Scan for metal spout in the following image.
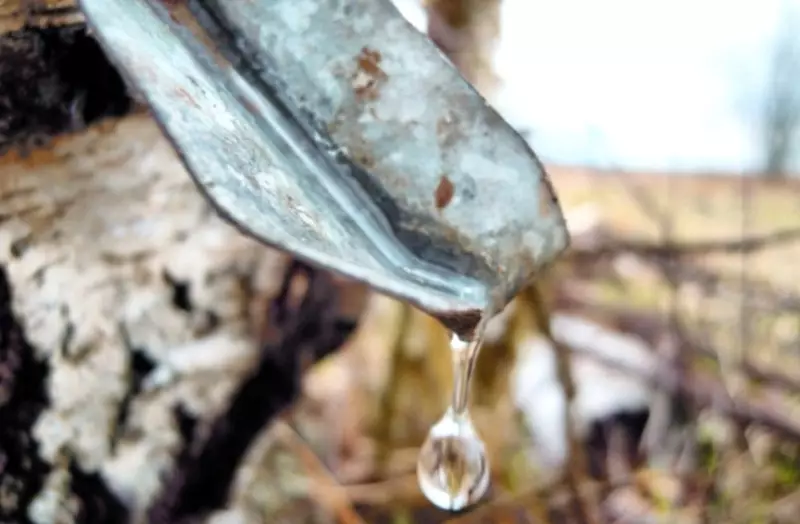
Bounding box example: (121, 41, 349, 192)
(78, 0, 569, 335)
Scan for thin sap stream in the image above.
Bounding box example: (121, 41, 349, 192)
(417, 327, 491, 511)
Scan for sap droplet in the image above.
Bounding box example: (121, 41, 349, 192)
(417, 408, 490, 511)
(417, 323, 492, 511)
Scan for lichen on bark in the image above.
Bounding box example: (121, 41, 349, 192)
(0, 264, 51, 522)
(1, 115, 290, 523)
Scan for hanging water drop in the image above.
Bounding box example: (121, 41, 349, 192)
(417, 331, 490, 511)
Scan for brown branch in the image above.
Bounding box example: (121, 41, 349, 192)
(342, 474, 425, 507)
(554, 289, 800, 396)
(569, 343, 800, 442)
(554, 270, 800, 439)
(283, 423, 368, 524)
(661, 259, 800, 313)
(648, 251, 800, 412)
(569, 226, 800, 261)
(564, 245, 800, 315)
(559, 238, 800, 395)
(526, 283, 601, 524)
(147, 261, 360, 523)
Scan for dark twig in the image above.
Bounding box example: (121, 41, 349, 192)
(567, 343, 800, 443)
(609, 304, 798, 396)
(147, 261, 358, 523)
(565, 235, 800, 315)
(556, 277, 800, 396)
(659, 259, 800, 314)
(569, 226, 800, 261)
(642, 177, 700, 474)
(526, 283, 601, 524)
(559, 266, 800, 442)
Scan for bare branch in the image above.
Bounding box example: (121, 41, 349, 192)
(555, 288, 800, 396)
(570, 226, 800, 261)
(570, 343, 800, 442)
(526, 283, 601, 524)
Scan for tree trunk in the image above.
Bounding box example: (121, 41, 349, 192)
(1, 10, 364, 524)
(0, 2, 134, 155)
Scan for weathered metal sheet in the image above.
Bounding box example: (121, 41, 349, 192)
(77, 0, 568, 333)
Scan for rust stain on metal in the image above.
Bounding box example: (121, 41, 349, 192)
(284, 194, 299, 212)
(352, 47, 387, 101)
(353, 150, 375, 169)
(238, 95, 258, 115)
(343, 134, 380, 172)
(159, 0, 231, 70)
(435, 107, 466, 149)
(173, 87, 199, 108)
(434, 175, 455, 210)
(436, 117, 448, 138)
(357, 47, 383, 75)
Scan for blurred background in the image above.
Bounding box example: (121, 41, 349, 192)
(217, 1, 800, 521)
(1, 1, 798, 523)
(399, 0, 800, 174)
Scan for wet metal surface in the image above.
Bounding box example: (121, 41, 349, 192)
(78, 0, 569, 333)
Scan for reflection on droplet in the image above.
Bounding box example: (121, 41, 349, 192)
(417, 408, 490, 511)
(417, 325, 491, 511)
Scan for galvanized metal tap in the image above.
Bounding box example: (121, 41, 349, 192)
(78, 0, 569, 335)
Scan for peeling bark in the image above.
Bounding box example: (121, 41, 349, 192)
(0, 6, 371, 518)
(0, 115, 299, 523)
(149, 261, 362, 523)
(0, 265, 50, 522)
